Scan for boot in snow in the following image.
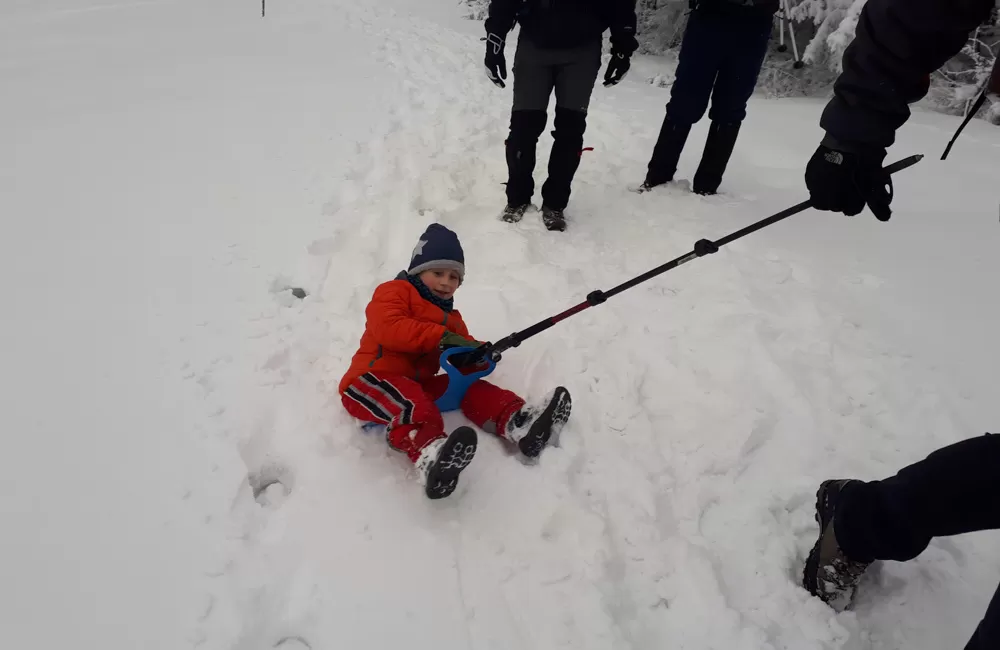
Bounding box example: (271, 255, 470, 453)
(643, 113, 691, 190)
(692, 121, 741, 196)
(802, 479, 872, 610)
(501, 203, 530, 223)
(541, 205, 567, 232)
(416, 426, 478, 499)
(506, 387, 572, 458)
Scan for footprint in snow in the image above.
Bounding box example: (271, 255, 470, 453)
(247, 461, 295, 508)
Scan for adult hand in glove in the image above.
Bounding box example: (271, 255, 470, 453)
(603, 51, 631, 87)
(805, 142, 893, 221)
(484, 33, 507, 88)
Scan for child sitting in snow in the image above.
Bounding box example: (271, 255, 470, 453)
(339, 223, 572, 499)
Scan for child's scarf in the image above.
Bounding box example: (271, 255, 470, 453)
(396, 271, 454, 313)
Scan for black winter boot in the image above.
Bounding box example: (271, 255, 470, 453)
(500, 203, 530, 223)
(541, 107, 587, 213)
(417, 426, 478, 499)
(506, 387, 572, 458)
(643, 113, 691, 190)
(693, 121, 741, 195)
(802, 479, 872, 610)
(506, 110, 548, 208)
(541, 205, 566, 232)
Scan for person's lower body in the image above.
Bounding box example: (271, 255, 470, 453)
(342, 372, 519, 498)
(343, 372, 524, 458)
(644, 10, 771, 194)
(341, 372, 573, 495)
(505, 37, 601, 229)
(693, 13, 771, 194)
(803, 433, 1000, 649)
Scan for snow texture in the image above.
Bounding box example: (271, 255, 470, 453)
(1, 1, 999, 649)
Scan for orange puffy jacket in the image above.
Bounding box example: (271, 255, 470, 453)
(339, 279, 475, 394)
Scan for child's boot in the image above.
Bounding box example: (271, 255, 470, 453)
(415, 426, 478, 499)
(505, 387, 572, 458)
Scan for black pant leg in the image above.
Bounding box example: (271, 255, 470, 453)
(707, 12, 772, 124)
(541, 107, 586, 210)
(965, 581, 1000, 650)
(835, 433, 1000, 563)
(505, 110, 547, 207)
(506, 37, 555, 207)
(542, 40, 601, 211)
(664, 11, 723, 127)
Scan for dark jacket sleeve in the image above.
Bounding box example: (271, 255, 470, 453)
(609, 0, 639, 55)
(820, 0, 994, 151)
(484, 0, 522, 36)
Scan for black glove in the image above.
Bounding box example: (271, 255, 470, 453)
(449, 343, 501, 370)
(805, 143, 893, 221)
(603, 51, 631, 87)
(484, 33, 507, 89)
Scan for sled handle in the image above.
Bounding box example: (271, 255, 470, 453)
(435, 347, 497, 412)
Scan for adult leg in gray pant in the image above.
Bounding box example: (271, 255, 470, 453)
(506, 37, 601, 211)
(542, 40, 600, 211)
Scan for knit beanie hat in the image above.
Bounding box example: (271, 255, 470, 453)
(407, 223, 465, 281)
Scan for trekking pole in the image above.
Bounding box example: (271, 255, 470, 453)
(459, 154, 923, 366)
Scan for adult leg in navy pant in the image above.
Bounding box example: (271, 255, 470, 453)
(803, 433, 1000, 649)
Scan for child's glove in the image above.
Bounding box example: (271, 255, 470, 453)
(449, 343, 499, 373)
(440, 331, 479, 350)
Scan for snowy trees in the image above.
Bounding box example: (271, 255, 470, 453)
(789, 0, 999, 123)
(789, 0, 866, 72)
(929, 20, 1000, 123)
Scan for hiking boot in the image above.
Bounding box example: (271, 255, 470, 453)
(803, 479, 872, 610)
(416, 426, 478, 499)
(541, 205, 566, 232)
(505, 387, 572, 458)
(500, 203, 530, 223)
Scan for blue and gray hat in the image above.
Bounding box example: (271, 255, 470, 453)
(407, 223, 465, 282)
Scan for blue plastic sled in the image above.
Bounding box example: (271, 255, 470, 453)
(360, 346, 496, 432)
(434, 346, 497, 412)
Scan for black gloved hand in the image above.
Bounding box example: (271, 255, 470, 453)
(603, 51, 631, 87)
(449, 343, 500, 371)
(484, 33, 507, 89)
(805, 143, 893, 221)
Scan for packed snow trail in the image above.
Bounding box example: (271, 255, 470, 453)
(3, 0, 999, 649)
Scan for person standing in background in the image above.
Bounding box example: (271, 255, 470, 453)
(641, 0, 778, 196)
(484, 0, 639, 231)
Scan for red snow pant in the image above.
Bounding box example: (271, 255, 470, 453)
(341, 372, 525, 462)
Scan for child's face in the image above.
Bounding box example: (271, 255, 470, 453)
(419, 268, 461, 300)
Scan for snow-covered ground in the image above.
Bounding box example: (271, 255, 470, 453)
(2, 1, 998, 649)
